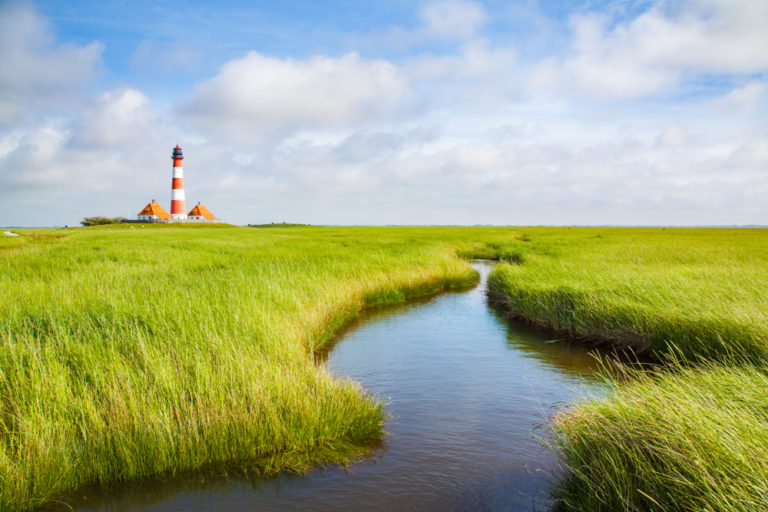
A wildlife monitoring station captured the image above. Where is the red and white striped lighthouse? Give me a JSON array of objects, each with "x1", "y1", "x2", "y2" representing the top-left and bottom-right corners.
[{"x1": 170, "y1": 145, "x2": 187, "y2": 219}]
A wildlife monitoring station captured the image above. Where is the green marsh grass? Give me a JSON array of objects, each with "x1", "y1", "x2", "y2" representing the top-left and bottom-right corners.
[
  {"x1": 487, "y1": 228, "x2": 768, "y2": 361},
  {"x1": 0, "y1": 225, "x2": 518, "y2": 511},
  {"x1": 484, "y1": 227, "x2": 768, "y2": 511},
  {"x1": 4, "y1": 225, "x2": 767, "y2": 511},
  {"x1": 552, "y1": 360, "x2": 768, "y2": 512}
]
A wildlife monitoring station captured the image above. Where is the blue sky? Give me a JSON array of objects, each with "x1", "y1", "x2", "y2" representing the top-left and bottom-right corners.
[
  {"x1": 1, "y1": 0, "x2": 767, "y2": 226},
  {"x1": 33, "y1": 0, "x2": 577, "y2": 98}
]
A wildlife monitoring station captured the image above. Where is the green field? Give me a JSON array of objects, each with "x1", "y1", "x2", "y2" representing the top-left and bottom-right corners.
[
  {"x1": 486, "y1": 228, "x2": 768, "y2": 361},
  {"x1": 484, "y1": 228, "x2": 768, "y2": 511},
  {"x1": 0, "y1": 225, "x2": 515, "y2": 511},
  {"x1": 2, "y1": 225, "x2": 767, "y2": 511}
]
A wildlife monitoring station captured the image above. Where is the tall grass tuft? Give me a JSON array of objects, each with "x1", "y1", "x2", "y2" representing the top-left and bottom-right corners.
[{"x1": 552, "y1": 360, "x2": 768, "y2": 512}]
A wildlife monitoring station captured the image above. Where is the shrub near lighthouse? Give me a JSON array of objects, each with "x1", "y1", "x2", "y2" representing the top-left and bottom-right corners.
[{"x1": 170, "y1": 145, "x2": 186, "y2": 220}]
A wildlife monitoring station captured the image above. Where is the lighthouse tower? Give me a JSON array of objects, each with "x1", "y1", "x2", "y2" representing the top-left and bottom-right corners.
[{"x1": 170, "y1": 145, "x2": 186, "y2": 219}]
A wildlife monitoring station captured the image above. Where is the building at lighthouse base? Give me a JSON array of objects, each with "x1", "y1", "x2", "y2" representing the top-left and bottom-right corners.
[
  {"x1": 131, "y1": 200, "x2": 223, "y2": 223},
  {"x1": 137, "y1": 199, "x2": 171, "y2": 221},
  {"x1": 187, "y1": 202, "x2": 217, "y2": 220}
]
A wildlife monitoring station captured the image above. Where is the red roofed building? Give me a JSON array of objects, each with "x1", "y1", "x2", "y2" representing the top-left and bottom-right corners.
[
  {"x1": 137, "y1": 199, "x2": 171, "y2": 220},
  {"x1": 187, "y1": 202, "x2": 217, "y2": 220}
]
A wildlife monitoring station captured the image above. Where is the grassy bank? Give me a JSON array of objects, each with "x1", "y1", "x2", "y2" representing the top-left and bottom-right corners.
[
  {"x1": 483, "y1": 227, "x2": 768, "y2": 511},
  {"x1": 553, "y1": 360, "x2": 768, "y2": 512},
  {"x1": 0, "y1": 225, "x2": 515, "y2": 511},
  {"x1": 487, "y1": 228, "x2": 768, "y2": 361}
]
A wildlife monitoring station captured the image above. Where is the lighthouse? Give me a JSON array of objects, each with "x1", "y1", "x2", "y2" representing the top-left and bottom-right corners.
[
  {"x1": 170, "y1": 145, "x2": 187, "y2": 219},
  {"x1": 135, "y1": 145, "x2": 222, "y2": 223}
]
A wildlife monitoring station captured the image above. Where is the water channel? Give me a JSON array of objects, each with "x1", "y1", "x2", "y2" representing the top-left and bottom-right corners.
[{"x1": 68, "y1": 262, "x2": 605, "y2": 511}]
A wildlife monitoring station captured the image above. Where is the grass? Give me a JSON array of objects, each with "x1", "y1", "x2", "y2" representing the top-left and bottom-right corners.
[
  {"x1": 247, "y1": 222, "x2": 313, "y2": 228},
  {"x1": 552, "y1": 360, "x2": 768, "y2": 512},
  {"x1": 0, "y1": 225, "x2": 518, "y2": 511},
  {"x1": 486, "y1": 228, "x2": 768, "y2": 361},
  {"x1": 3, "y1": 225, "x2": 768, "y2": 511},
  {"x1": 482, "y1": 227, "x2": 768, "y2": 511}
]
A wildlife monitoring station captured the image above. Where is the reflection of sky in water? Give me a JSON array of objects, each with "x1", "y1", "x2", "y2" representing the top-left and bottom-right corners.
[{"x1": 67, "y1": 263, "x2": 605, "y2": 512}]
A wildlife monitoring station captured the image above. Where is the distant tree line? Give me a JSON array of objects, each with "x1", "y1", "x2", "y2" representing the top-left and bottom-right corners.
[
  {"x1": 80, "y1": 216, "x2": 127, "y2": 226},
  {"x1": 247, "y1": 222, "x2": 312, "y2": 228}
]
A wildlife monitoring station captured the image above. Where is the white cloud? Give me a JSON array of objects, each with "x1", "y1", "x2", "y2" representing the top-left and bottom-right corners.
[
  {"x1": 0, "y1": 2, "x2": 103, "y2": 124},
  {"x1": 406, "y1": 39, "x2": 516, "y2": 80},
  {"x1": 182, "y1": 51, "x2": 408, "y2": 143},
  {"x1": 419, "y1": 0, "x2": 487, "y2": 40},
  {"x1": 682, "y1": 0, "x2": 768, "y2": 72},
  {"x1": 404, "y1": 39, "x2": 518, "y2": 107},
  {"x1": 357, "y1": 0, "x2": 489, "y2": 52},
  {"x1": 656, "y1": 123, "x2": 689, "y2": 148},
  {"x1": 279, "y1": 122, "x2": 765, "y2": 225},
  {"x1": 713, "y1": 81, "x2": 768, "y2": 109},
  {"x1": 533, "y1": 0, "x2": 768, "y2": 99},
  {"x1": 70, "y1": 89, "x2": 159, "y2": 148}
]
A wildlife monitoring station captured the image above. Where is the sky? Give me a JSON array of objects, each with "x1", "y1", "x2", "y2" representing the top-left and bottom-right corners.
[{"x1": 0, "y1": 0, "x2": 766, "y2": 227}]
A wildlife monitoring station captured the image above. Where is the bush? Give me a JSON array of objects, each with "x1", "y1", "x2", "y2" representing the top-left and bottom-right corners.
[{"x1": 80, "y1": 216, "x2": 126, "y2": 226}]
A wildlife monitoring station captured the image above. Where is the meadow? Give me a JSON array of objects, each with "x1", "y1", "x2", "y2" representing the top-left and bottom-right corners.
[
  {"x1": 485, "y1": 228, "x2": 768, "y2": 511},
  {"x1": 486, "y1": 228, "x2": 768, "y2": 361},
  {"x1": 1, "y1": 225, "x2": 767, "y2": 511},
  {"x1": 0, "y1": 225, "x2": 514, "y2": 511}
]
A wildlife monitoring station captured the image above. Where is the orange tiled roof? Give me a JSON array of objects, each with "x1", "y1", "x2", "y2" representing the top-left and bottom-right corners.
[
  {"x1": 188, "y1": 202, "x2": 216, "y2": 219},
  {"x1": 138, "y1": 200, "x2": 171, "y2": 219}
]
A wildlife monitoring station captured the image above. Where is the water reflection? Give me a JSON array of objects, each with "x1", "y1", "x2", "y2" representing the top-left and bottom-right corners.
[{"x1": 492, "y1": 310, "x2": 603, "y2": 379}]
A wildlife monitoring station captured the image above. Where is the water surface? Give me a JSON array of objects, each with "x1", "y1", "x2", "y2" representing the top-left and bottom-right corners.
[{"x1": 68, "y1": 263, "x2": 604, "y2": 511}]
